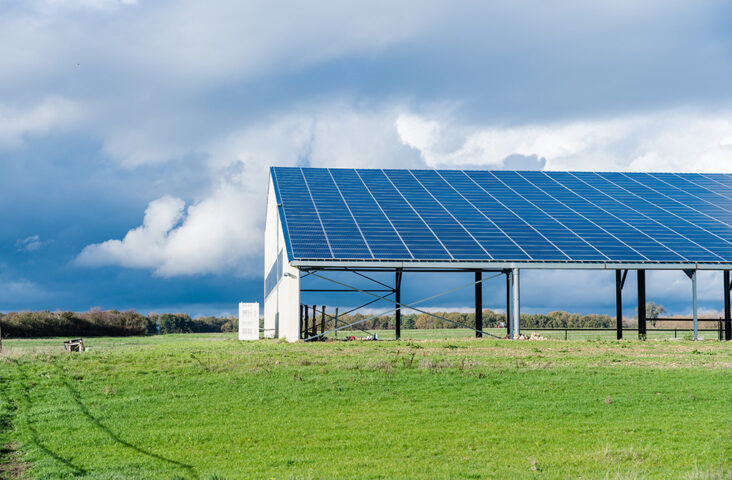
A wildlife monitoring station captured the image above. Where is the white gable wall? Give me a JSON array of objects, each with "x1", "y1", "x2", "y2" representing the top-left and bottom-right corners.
[{"x1": 263, "y1": 173, "x2": 300, "y2": 342}]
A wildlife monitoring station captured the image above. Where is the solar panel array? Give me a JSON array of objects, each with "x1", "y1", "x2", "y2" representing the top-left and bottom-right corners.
[{"x1": 271, "y1": 168, "x2": 732, "y2": 264}]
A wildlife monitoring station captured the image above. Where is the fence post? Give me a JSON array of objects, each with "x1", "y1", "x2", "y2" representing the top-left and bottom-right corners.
[
  {"x1": 334, "y1": 307, "x2": 339, "y2": 339},
  {"x1": 565, "y1": 329, "x2": 568, "y2": 340},
  {"x1": 725, "y1": 270, "x2": 731, "y2": 341},
  {"x1": 303, "y1": 305, "x2": 308, "y2": 340},
  {"x1": 311, "y1": 305, "x2": 317, "y2": 337},
  {"x1": 637, "y1": 269, "x2": 647, "y2": 340},
  {"x1": 321, "y1": 305, "x2": 325, "y2": 336},
  {"x1": 719, "y1": 321, "x2": 722, "y2": 341}
]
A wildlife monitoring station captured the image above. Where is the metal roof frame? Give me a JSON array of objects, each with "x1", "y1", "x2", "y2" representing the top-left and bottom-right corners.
[{"x1": 294, "y1": 260, "x2": 731, "y2": 271}]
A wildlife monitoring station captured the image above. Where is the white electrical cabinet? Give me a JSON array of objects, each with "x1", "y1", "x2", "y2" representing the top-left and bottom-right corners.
[{"x1": 238, "y1": 302, "x2": 260, "y2": 341}]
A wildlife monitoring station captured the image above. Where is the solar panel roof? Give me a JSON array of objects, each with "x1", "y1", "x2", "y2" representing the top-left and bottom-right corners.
[{"x1": 270, "y1": 167, "x2": 732, "y2": 266}]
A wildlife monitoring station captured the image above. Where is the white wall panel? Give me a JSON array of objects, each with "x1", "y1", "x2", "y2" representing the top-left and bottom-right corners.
[{"x1": 263, "y1": 174, "x2": 300, "y2": 341}]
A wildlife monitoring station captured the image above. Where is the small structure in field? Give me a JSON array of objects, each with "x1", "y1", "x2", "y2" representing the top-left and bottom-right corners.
[{"x1": 64, "y1": 338, "x2": 86, "y2": 352}]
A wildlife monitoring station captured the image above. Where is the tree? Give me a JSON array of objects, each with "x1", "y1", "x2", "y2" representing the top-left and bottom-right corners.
[
  {"x1": 646, "y1": 302, "x2": 666, "y2": 319},
  {"x1": 646, "y1": 302, "x2": 666, "y2": 327},
  {"x1": 158, "y1": 313, "x2": 193, "y2": 334}
]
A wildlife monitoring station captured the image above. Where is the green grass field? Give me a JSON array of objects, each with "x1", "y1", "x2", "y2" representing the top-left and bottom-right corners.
[
  {"x1": 339, "y1": 327, "x2": 723, "y2": 341},
  {"x1": 1, "y1": 333, "x2": 730, "y2": 479}
]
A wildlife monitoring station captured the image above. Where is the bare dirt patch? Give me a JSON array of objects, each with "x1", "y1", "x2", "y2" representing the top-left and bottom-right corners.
[{"x1": 0, "y1": 443, "x2": 28, "y2": 480}]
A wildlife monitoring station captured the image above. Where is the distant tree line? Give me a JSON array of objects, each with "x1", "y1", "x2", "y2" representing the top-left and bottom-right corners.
[
  {"x1": 4, "y1": 302, "x2": 693, "y2": 339},
  {"x1": 0, "y1": 309, "x2": 237, "y2": 338},
  {"x1": 329, "y1": 309, "x2": 615, "y2": 331}
]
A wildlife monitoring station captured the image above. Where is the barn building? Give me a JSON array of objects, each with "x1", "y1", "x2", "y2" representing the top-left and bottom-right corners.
[{"x1": 264, "y1": 167, "x2": 732, "y2": 342}]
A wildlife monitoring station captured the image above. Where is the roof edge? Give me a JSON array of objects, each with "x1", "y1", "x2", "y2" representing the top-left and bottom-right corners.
[{"x1": 291, "y1": 260, "x2": 732, "y2": 271}]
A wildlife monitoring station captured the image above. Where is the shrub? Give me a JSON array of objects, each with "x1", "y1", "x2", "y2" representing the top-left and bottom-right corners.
[
  {"x1": 158, "y1": 313, "x2": 194, "y2": 334},
  {"x1": 0, "y1": 310, "x2": 147, "y2": 338}
]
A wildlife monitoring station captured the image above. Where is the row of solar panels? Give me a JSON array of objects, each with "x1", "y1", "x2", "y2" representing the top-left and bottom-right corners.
[{"x1": 271, "y1": 167, "x2": 732, "y2": 263}]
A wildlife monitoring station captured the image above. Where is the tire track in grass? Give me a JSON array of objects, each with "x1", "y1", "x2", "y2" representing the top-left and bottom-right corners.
[
  {"x1": 4, "y1": 359, "x2": 84, "y2": 476},
  {"x1": 0, "y1": 370, "x2": 28, "y2": 480},
  {"x1": 50, "y1": 362, "x2": 200, "y2": 479},
  {"x1": 0, "y1": 443, "x2": 27, "y2": 480}
]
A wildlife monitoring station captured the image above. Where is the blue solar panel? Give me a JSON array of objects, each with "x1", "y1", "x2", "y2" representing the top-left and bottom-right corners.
[
  {"x1": 271, "y1": 167, "x2": 332, "y2": 259},
  {"x1": 383, "y1": 169, "x2": 490, "y2": 260},
  {"x1": 470, "y1": 170, "x2": 607, "y2": 260},
  {"x1": 573, "y1": 172, "x2": 727, "y2": 262},
  {"x1": 329, "y1": 169, "x2": 412, "y2": 259},
  {"x1": 533, "y1": 171, "x2": 682, "y2": 262},
  {"x1": 410, "y1": 170, "x2": 530, "y2": 260},
  {"x1": 271, "y1": 167, "x2": 732, "y2": 264},
  {"x1": 439, "y1": 170, "x2": 567, "y2": 260},
  {"x1": 514, "y1": 171, "x2": 646, "y2": 262},
  {"x1": 699, "y1": 173, "x2": 732, "y2": 190},
  {"x1": 301, "y1": 168, "x2": 372, "y2": 259},
  {"x1": 356, "y1": 169, "x2": 451, "y2": 260}
]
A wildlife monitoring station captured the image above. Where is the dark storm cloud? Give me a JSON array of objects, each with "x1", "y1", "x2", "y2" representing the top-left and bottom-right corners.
[{"x1": 1, "y1": 0, "x2": 731, "y2": 314}]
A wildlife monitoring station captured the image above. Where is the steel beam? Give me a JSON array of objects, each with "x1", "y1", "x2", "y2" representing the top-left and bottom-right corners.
[
  {"x1": 301, "y1": 288, "x2": 394, "y2": 292},
  {"x1": 506, "y1": 270, "x2": 513, "y2": 338},
  {"x1": 475, "y1": 271, "x2": 482, "y2": 338},
  {"x1": 395, "y1": 269, "x2": 403, "y2": 340},
  {"x1": 334, "y1": 307, "x2": 339, "y2": 339},
  {"x1": 637, "y1": 270, "x2": 646, "y2": 339},
  {"x1": 303, "y1": 305, "x2": 309, "y2": 340},
  {"x1": 299, "y1": 304, "x2": 304, "y2": 340},
  {"x1": 303, "y1": 304, "x2": 399, "y2": 341},
  {"x1": 294, "y1": 260, "x2": 730, "y2": 271},
  {"x1": 684, "y1": 270, "x2": 699, "y2": 340},
  {"x1": 725, "y1": 270, "x2": 731, "y2": 341},
  {"x1": 616, "y1": 270, "x2": 622, "y2": 340},
  {"x1": 512, "y1": 268, "x2": 520, "y2": 338},
  {"x1": 352, "y1": 270, "x2": 396, "y2": 289},
  {"x1": 312, "y1": 304, "x2": 375, "y2": 337},
  {"x1": 303, "y1": 269, "x2": 502, "y2": 339},
  {"x1": 615, "y1": 269, "x2": 628, "y2": 340},
  {"x1": 311, "y1": 305, "x2": 317, "y2": 337},
  {"x1": 692, "y1": 271, "x2": 698, "y2": 341},
  {"x1": 321, "y1": 305, "x2": 326, "y2": 335}
]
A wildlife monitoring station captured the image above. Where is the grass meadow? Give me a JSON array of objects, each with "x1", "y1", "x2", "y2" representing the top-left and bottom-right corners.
[
  {"x1": 0, "y1": 333, "x2": 730, "y2": 479},
  {"x1": 337, "y1": 327, "x2": 723, "y2": 341}
]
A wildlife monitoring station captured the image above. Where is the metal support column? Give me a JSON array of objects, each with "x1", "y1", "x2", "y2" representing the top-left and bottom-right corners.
[
  {"x1": 683, "y1": 269, "x2": 699, "y2": 340},
  {"x1": 615, "y1": 270, "x2": 627, "y2": 340},
  {"x1": 637, "y1": 269, "x2": 646, "y2": 340},
  {"x1": 692, "y1": 271, "x2": 698, "y2": 341},
  {"x1": 334, "y1": 307, "x2": 339, "y2": 339},
  {"x1": 724, "y1": 270, "x2": 731, "y2": 341},
  {"x1": 685, "y1": 270, "x2": 698, "y2": 340},
  {"x1": 321, "y1": 305, "x2": 326, "y2": 336},
  {"x1": 512, "y1": 268, "x2": 520, "y2": 338},
  {"x1": 506, "y1": 270, "x2": 513, "y2": 338},
  {"x1": 475, "y1": 271, "x2": 483, "y2": 338},
  {"x1": 303, "y1": 305, "x2": 309, "y2": 340},
  {"x1": 395, "y1": 269, "x2": 403, "y2": 340},
  {"x1": 299, "y1": 304, "x2": 304, "y2": 339},
  {"x1": 311, "y1": 305, "x2": 317, "y2": 337}
]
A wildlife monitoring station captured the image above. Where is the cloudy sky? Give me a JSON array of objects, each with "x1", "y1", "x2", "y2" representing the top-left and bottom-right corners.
[{"x1": 1, "y1": 0, "x2": 731, "y2": 318}]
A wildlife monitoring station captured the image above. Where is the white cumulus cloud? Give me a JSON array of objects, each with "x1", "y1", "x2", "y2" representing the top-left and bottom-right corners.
[
  {"x1": 76, "y1": 195, "x2": 185, "y2": 272},
  {"x1": 74, "y1": 105, "x2": 426, "y2": 276},
  {"x1": 75, "y1": 103, "x2": 732, "y2": 277},
  {"x1": 396, "y1": 108, "x2": 732, "y2": 173},
  {"x1": 76, "y1": 180, "x2": 272, "y2": 277}
]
